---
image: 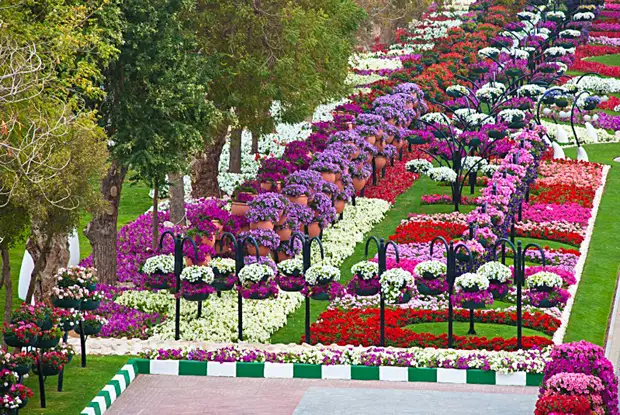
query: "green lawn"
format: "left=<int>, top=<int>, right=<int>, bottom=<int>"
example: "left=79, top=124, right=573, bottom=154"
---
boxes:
left=403, top=322, right=550, bottom=339
left=20, top=356, right=129, bottom=415
left=563, top=143, right=620, bottom=345
left=2, top=181, right=152, bottom=322
left=584, top=53, right=620, bottom=67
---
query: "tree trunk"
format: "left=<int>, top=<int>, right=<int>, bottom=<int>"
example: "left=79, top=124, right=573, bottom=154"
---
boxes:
left=169, top=172, right=186, bottom=226
left=251, top=128, right=259, bottom=154
left=26, top=226, right=69, bottom=303
left=152, top=180, right=159, bottom=251
left=1, top=247, right=12, bottom=324
left=191, top=124, right=229, bottom=198
left=229, top=127, right=242, bottom=173
left=84, top=161, right=128, bottom=285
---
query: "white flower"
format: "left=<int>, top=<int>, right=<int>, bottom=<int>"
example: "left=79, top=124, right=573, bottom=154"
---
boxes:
left=278, top=258, right=304, bottom=276
left=478, top=47, right=500, bottom=59
left=559, top=29, right=581, bottom=38
left=421, top=112, right=451, bottom=125
left=526, top=271, right=563, bottom=289
left=351, top=261, right=379, bottom=280
left=414, top=260, right=446, bottom=278
left=180, top=266, right=215, bottom=284
left=305, top=264, right=340, bottom=285
left=462, top=156, right=488, bottom=172
left=546, top=11, right=565, bottom=20
left=209, top=257, right=236, bottom=275
left=238, top=264, right=274, bottom=284
left=573, top=12, right=595, bottom=21
left=497, top=109, right=526, bottom=124
left=446, top=85, right=469, bottom=96
left=143, top=255, right=175, bottom=275
left=380, top=268, right=413, bottom=303
left=406, top=159, right=433, bottom=174
left=427, top=167, right=458, bottom=183
left=455, top=272, right=490, bottom=291
left=518, top=84, right=546, bottom=97
left=477, top=261, right=512, bottom=283
left=545, top=47, right=572, bottom=57
left=566, top=76, right=620, bottom=94
left=476, top=86, right=503, bottom=102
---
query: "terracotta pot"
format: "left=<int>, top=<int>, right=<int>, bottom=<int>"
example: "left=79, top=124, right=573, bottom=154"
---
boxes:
left=366, top=135, right=376, bottom=145
left=231, top=201, right=249, bottom=216
left=215, top=240, right=231, bottom=255
left=276, top=227, right=292, bottom=241
left=335, top=180, right=344, bottom=191
left=407, top=102, right=414, bottom=109
left=247, top=245, right=270, bottom=257
left=256, top=221, right=274, bottom=230
left=276, top=181, right=283, bottom=192
left=335, top=172, right=342, bottom=181
left=374, top=156, right=387, bottom=170
left=375, top=141, right=385, bottom=153
left=212, top=219, right=224, bottom=233
left=366, top=154, right=373, bottom=163
left=347, top=122, right=354, bottom=130
left=335, top=199, right=345, bottom=214
left=350, top=149, right=360, bottom=160
left=352, top=177, right=367, bottom=192
left=286, top=195, right=308, bottom=206
left=321, top=172, right=336, bottom=183
left=276, top=214, right=288, bottom=226
left=385, top=135, right=394, bottom=144
left=201, top=235, right=216, bottom=247
left=260, top=182, right=273, bottom=191
left=307, top=222, right=321, bottom=238
left=185, top=257, right=210, bottom=267
left=277, top=251, right=292, bottom=262
left=388, top=119, right=396, bottom=125
left=395, top=139, right=405, bottom=150
left=377, top=129, right=383, bottom=138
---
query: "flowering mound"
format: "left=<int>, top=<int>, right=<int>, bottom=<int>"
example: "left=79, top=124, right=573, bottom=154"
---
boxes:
left=308, top=308, right=556, bottom=350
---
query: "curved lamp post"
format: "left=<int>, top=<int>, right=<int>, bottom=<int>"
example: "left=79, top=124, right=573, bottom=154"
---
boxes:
left=429, top=237, right=473, bottom=347
left=290, top=232, right=324, bottom=344
left=364, top=236, right=399, bottom=347
left=159, top=231, right=199, bottom=341
left=493, top=238, right=546, bottom=349
left=218, top=232, right=260, bottom=342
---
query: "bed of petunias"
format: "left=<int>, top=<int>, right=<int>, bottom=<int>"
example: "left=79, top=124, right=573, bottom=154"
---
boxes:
left=11, top=0, right=620, bottom=412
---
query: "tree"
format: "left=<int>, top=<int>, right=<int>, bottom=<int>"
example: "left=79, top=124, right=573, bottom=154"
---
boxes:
left=85, top=0, right=219, bottom=281
left=0, top=0, right=120, bottom=301
left=191, top=0, right=366, bottom=197
left=355, top=0, right=428, bottom=47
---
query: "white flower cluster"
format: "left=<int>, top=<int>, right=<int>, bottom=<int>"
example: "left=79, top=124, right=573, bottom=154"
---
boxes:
left=414, top=260, right=447, bottom=278
left=476, top=86, right=503, bottom=102
left=406, top=159, right=433, bottom=174
left=380, top=268, right=413, bottom=303
left=477, top=261, right=512, bottom=283
left=518, top=84, right=546, bottom=97
left=209, top=257, right=236, bottom=275
left=478, top=47, right=500, bottom=59
left=446, top=85, right=469, bottom=96
left=541, top=120, right=617, bottom=145
left=573, top=11, right=595, bottom=21
left=567, top=76, right=620, bottom=94
left=278, top=258, right=303, bottom=276
left=421, top=112, right=451, bottom=125
left=559, top=29, right=581, bottom=38
left=526, top=271, right=563, bottom=289
left=497, top=109, right=525, bottom=123
left=455, top=272, right=490, bottom=291
left=116, top=289, right=303, bottom=342
left=238, top=263, right=275, bottom=284
left=427, top=167, right=458, bottom=183
left=349, top=55, right=403, bottom=71
left=51, top=285, right=89, bottom=300
left=545, top=47, right=572, bottom=57
left=143, top=255, right=175, bottom=275
left=180, top=265, right=215, bottom=284
left=462, top=156, right=488, bottom=172
left=305, top=264, right=340, bottom=285
left=351, top=261, right=379, bottom=280
left=503, top=48, right=530, bottom=60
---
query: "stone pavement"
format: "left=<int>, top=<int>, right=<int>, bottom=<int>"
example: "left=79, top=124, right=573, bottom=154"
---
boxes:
left=106, top=375, right=538, bottom=415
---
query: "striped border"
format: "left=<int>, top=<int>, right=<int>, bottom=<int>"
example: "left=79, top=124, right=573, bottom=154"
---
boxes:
left=82, top=359, right=543, bottom=414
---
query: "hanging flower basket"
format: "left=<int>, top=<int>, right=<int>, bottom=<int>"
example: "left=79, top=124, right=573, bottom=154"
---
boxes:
left=508, top=121, right=525, bottom=129
left=506, top=68, right=523, bottom=77
left=487, top=129, right=506, bottom=139
left=490, top=283, right=509, bottom=299
left=307, top=222, right=321, bottom=238
left=311, top=292, right=330, bottom=301
left=374, top=155, right=387, bottom=170
left=32, top=363, right=61, bottom=377
left=347, top=262, right=380, bottom=296
left=542, top=95, right=556, bottom=105
left=555, top=97, right=569, bottom=108
left=80, top=299, right=101, bottom=311
left=75, top=322, right=103, bottom=336
left=231, top=201, right=250, bottom=216
left=211, top=275, right=237, bottom=291
left=14, top=364, right=30, bottom=377
left=34, top=336, right=60, bottom=350
left=461, top=300, right=487, bottom=309
left=3, top=323, right=38, bottom=348
left=416, top=279, right=445, bottom=296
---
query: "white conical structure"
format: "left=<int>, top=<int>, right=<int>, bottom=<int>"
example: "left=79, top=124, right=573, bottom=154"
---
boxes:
left=585, top=122, right=599, bottom=143
left=556, top=125, right=570, bottom=143
left=18, top=251, right=34, bottom=300
left=552, top=141, right=566, bottom=159
left=68, top=229, right=80, bottom=266
left=577, top=146, right=589, bottom=162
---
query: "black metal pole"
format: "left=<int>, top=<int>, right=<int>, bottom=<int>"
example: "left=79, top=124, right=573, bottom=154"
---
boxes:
left=379, top=293, right=385, bottom=346
left=197, top=301, right=202, bottom=318
left=305, top=297, right=310, bottom=344
left=37, top=349, right=46, bottom=408
left=237, top=292, right=243, bottom=341
left=57, top=330, right=68, bottom=391
left=174, top=236, right=183, bottom=341
left=467, top=309, right=476, bottom=335
left=469, top=171, right=476, bottom=194
left=79, top=320, right=86, bottom=368
left=516, top=242, right=523, bottom=350
left=372, top=158, right=377, bottom=185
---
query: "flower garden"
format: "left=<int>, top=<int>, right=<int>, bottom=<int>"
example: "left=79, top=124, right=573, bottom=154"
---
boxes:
left=4, top=0, right=620, bottom=413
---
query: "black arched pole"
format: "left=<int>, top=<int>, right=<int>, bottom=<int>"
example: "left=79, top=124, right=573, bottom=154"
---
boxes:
left=159, top=231, right=199, bottom=341
left=218, top=232, right=260, bottom=341
left=364, top=236, right=400, bottom=347
left=429, top=237, right=473, bottom=348
left=290, top=232, right=324, bottom=344
left=493, top=238, right=545, bottom=349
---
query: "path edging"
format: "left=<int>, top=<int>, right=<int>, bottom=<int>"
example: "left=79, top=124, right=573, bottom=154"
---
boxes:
left=80, top=359, right=542, bottom=414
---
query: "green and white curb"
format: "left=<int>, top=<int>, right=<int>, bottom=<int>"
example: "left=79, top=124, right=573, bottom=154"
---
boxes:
left=82, top=359, right=543, bottom=413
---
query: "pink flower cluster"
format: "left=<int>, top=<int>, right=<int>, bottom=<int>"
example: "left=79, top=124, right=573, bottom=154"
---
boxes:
left=522, top=203, right=591, bottom=227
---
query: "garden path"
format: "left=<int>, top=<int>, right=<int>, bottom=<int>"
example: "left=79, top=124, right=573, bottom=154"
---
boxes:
left=106, top=375, right=537, bottom=414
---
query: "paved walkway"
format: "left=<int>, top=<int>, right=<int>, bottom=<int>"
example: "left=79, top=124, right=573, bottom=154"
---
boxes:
left=107, top=375, right=538, bottom=415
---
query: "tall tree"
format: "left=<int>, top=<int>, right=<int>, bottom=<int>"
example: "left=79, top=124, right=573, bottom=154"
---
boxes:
left=0, top=0, right=120, bottom=301
left=191, top=0, right=366, bottom=197
left=85, top=0, right=218, bottom=282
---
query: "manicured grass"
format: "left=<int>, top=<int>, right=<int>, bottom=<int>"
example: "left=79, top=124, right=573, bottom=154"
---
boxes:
left=21, top=355, right=129, bottom=415
left=403, top=322, right=550, bottom=339
left=270, top=175, right=476, bottom=344
left=584, top=53, right=620, bottom=67
left=562, top=143, right=620, bottom=345
left=2, top=181, right=152, bottom=322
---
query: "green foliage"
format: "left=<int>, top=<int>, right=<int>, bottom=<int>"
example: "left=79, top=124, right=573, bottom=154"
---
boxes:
left=101, top=0, right=219, bottom=186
